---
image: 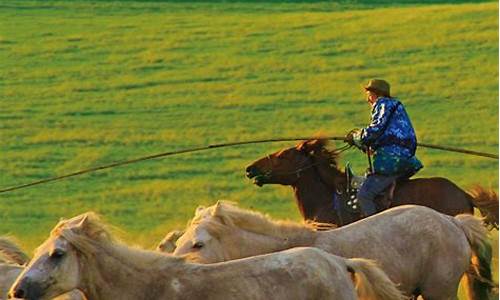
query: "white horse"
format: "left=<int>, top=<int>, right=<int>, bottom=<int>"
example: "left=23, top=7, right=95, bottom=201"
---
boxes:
left=169, top=202, right=496, bottom=300
left=0, top=237, right=85, bottom=300
left=9, top=212, right=404, bottom=300
left=157, top=230, right=184, bottom=253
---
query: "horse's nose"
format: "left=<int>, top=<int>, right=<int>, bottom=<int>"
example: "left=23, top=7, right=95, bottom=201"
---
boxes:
left=245, top=165, right=259, bottom=178
left=9, top=277, right=41, bottom=299
left=9, top=284, right=26, bottom=299
left=9, top=276, right=28, bottom=299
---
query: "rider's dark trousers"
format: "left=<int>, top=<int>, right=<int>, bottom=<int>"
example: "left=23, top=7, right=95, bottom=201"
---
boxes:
left=357, top=173, right=398, bottom=216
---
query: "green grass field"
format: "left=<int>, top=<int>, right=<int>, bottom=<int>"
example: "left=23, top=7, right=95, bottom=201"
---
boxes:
left=0, top=0, right=498, bottom=297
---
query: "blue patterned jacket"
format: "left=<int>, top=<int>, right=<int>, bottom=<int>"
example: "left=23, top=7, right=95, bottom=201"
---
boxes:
left=359, top=97, right=423, bottom=176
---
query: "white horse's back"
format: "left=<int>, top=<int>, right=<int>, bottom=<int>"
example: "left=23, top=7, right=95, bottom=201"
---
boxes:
left=316, top=205, right=477, bottom=298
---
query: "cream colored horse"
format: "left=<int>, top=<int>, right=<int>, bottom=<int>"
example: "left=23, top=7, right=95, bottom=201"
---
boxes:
left=0, top=237, right=29, bottom=300
left=169, top=202, right=495, bottom=300
left=157, top=230, right=184, bottom=253
left=0, top=237, right=85, bottom=300
left=158, top=229, right=404, bottom=299
left=0, top=237, right=29, bottom=266
left=8, top=213, right=404, bottom=300
left=0, top=264, right=23, bottom=300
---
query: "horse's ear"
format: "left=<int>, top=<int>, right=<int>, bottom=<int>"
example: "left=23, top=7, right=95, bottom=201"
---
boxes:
left=296, top=141, right=308, bottom=152
left=74, top=214, right=90, bottom=229
left=69, top=214, right=93, bottom=235
left=71, top=213, right=108, bottom=240
left=157, top=230, right=184, bottom=253
left=212, top=202, right=234, bottom=226
left=296, top=139, right=325, bottom=154
left=308, top=139, right=326, bottom=150
left=213, top=201, right=223, bottom=217
left=195, top=206, right=206, bottom=216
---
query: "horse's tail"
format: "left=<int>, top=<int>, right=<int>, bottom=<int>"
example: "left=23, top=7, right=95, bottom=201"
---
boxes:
left=345, top=258, right=407, bottom=300
left=452, top=214, right=497, bottom=300
left=0, top=236, right=29, bottom=265
left=468, top=186, right=498, bottom=229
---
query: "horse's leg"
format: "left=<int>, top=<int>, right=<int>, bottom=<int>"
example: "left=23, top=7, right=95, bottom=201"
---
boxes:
left=420, top=296, right=458, bottom=300
left=418, top=261, right=463, bottom=300
left=418, top=251, right=465, bottom=300
left=419, top=289, right=459, bottom=300
left=421, top=276, right=458, bottom=300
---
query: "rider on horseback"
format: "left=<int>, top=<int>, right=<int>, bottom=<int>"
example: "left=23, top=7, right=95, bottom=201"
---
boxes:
left=345, top=79, right=423, bottom=217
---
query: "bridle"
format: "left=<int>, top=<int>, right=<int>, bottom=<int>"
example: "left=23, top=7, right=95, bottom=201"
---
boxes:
left=262, top=147, right=350, bottom=226
left=258, top=144, right=353, bottom=226
left=261, top=144, right=352, bottom=182
left=261, top=153, right=320, bottom=180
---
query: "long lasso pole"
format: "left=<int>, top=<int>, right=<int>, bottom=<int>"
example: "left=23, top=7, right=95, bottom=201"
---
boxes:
left=417, top=142, right=498, bottom=159
left=0, top=136, right=497, bottom=194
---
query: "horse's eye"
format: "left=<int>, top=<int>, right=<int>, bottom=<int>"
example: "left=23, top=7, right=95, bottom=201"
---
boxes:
left=192, top=241, right=204, bottom=249
left=50, top=249, right=65, bottom=259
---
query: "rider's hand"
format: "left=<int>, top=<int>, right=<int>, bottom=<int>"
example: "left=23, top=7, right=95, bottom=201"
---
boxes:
left=344, top=128, right=365, bottom=150
left=344, top=128, right=360, bottom=145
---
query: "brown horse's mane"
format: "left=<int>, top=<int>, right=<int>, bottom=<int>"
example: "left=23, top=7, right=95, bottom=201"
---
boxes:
left=301, top=139, right=341, bottom=168
left=314, top=139, right=341, bottom=169
left=305, top=139, right=345, bottom=187
left=192, top=201, right=315, bottom=241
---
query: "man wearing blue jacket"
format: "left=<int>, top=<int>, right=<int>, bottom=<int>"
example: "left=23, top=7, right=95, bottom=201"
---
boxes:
left=346, top=79, right=423, bottom=217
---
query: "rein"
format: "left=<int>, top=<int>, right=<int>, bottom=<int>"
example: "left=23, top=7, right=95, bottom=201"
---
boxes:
left=260, top=158, right=322, bottom=179
left=261, top=144, right=352, bottom=180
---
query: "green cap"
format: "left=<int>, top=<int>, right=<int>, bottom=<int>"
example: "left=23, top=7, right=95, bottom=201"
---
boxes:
left=364, top=79, right=390, bottom=97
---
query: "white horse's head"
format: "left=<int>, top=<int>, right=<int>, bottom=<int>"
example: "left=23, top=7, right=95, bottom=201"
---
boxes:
left=9, top=213, right=104, bottom=300
left=171, top=201, right=312, bottom=264
left=172, top=205, right=229, bottom=263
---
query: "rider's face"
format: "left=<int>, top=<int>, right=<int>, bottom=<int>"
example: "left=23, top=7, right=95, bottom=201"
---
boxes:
left=365, top=91, right=378, bottom=106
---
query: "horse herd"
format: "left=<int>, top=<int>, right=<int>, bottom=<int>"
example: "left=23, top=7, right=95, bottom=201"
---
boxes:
left=1, top=139, right=498, bottom=300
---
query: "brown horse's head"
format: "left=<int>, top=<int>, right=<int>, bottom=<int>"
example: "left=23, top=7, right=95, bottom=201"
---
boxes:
left=245, top=139, right=335, bottom=187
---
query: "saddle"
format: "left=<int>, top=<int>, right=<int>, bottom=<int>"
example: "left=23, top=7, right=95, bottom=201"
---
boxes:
left=341, top=163, right=396, bottom=214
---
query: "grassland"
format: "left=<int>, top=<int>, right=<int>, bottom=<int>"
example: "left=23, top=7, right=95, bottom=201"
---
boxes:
left=0, top=0, right=498, bottom=296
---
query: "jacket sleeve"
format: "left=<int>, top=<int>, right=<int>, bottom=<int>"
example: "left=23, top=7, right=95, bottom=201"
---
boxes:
left=360, top=99, right=395, bottom=145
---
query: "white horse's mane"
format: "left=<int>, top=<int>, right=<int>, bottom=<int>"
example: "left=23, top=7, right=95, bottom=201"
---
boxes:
left=191, top=201, right=315, bottom=240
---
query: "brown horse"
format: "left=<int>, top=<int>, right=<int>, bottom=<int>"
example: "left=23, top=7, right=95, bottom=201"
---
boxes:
left=245, top=139, right=498, bottom=228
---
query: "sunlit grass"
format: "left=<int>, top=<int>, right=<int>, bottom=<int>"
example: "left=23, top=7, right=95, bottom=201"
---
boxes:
left=0, top=1, right=497, bottom=298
